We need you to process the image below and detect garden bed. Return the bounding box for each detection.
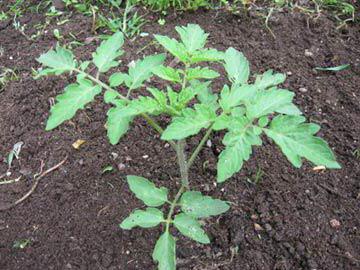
[0,5,360,270]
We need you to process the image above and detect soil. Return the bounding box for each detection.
[1,2,360,270]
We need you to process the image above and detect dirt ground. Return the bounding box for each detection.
[0,4,359,270]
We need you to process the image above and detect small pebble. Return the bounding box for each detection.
[264,223,272,232]
[206,140,212,148]
[254,223,264,231]
[118,163,126,170]
[304,49,313,57]
[111,152,118,160]
[299,87,308,93]
[125,156,132,161]
[330,219,341,228]
[164,143,170,148]
[142,155,149,159]
[125,250,130,255]
[251,214,259,220]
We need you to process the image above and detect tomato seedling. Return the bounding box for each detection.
[37,24,340,270]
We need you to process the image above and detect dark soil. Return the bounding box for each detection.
[1,4,360,270]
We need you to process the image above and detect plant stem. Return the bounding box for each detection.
[165,185,185,232]
[74,68,176,149]
[176,140,189,188]
[187,125,213,170]
[165,140,190,232]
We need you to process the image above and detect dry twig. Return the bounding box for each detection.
[0,156,68,211]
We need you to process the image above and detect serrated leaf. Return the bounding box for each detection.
[219,84,256,111]
[120,208,164,229]
[154,34,189,63]
[180,191,230,218]
[255,69,286,90]
[148,88,167,107]
[161,104,216,140]
[153,65,181,82]
[104,89,123,105]
[173,213,210,244]
[224,47,249,85]
[186,67,219,81]
[246,89,295,119]
[258,116,269,127]
[92,32,124,73]
[217,124,262,182]
[264,115,341,169]
[127,175,168,207]
[37,46,76,75]
[127,54,166,89]
[275,103,302,115]
[117,96,162,117]
[152,232,176,270]
[190,48,224,64]
[106,104,133,145]
[46,79,101,130]
[109,72,130,87]
[213,114,232,131]
[175,24,208,53]
[79,61,90,71]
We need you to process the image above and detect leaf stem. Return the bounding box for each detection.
[187,125,213,170]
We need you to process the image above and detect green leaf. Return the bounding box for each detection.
[219,84,256,111]
[175,24,208,53]
[217,123,262,182]
[46,79,101,130]
[255,69,286,90]
[92,32,124,73]
[194,81,218,108]
[154,34,189,63]
[120,208,164,229]
[152,232,176,270]
[173,213,210,244]
[104,89,122,105]
[127,175,168,207]
[275,103,302,115]
[106,104,133,145]
[223,47,249,85]
[186,67,219,81]
[148,88,167,107]
[180,191,230,218]
[153,65,181,82]
[37,46,76,75]
[213,114,232,131]
[161,104,216,140]
[117,96,162,117]
[190,48,224,64]
[315,64,350,71]
[264,115,341,169]
[246,88,295,119]
[127,54,166,89]
[258,116,269,127]
[109,72,130,87]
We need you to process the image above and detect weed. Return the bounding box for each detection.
[36,24,340,270]
[0,68,19,92]
[13,239,31,249]
[353,149,360,159]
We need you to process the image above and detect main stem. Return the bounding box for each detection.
[165,140,189,232]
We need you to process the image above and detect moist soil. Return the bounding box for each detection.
[0,4,360,270]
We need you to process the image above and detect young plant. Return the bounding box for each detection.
[36,24,340,269]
